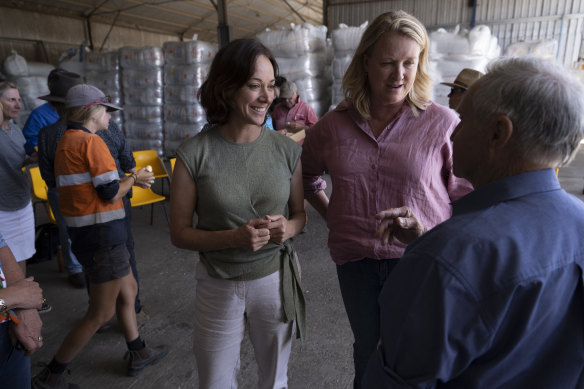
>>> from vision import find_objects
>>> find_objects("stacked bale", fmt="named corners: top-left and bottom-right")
top-left (3, 50), bottom-right (53, 127)
top-left (120, 46), bottom-right (165, 155)
top-left (429, 25), bottom-right (501, 107)
top-left (162, 40), bottom-right (216, 156)
top-left (85, 51), bottom-right (123, 131)
top-left (257, 23), bottom-right (331, 118)
top-left (330, 22), bottom-right (368, 110)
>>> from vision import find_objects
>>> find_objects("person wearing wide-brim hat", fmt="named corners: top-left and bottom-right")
top-left (23, 68), bottom-right (82, 155)
top-left (440, 68), bottom-right (484, 110)
top-left (32, 84), bottom-right (169, 388)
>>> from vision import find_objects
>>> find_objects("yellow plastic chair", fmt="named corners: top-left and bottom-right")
top-left (133, 150), bottom-right (170, 194)
top-left (130, 185), bottom-right (169, 225)
top-left (169, 157), bottom-right (176, 174)
top-left (28, 166), bottom-right (63, 270)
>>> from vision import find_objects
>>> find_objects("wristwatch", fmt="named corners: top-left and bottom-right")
top-left (0, 299), bottom-right (7, 314)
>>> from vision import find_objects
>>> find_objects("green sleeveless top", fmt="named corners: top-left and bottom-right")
top-left (177, 125), bottom-right (306, 338)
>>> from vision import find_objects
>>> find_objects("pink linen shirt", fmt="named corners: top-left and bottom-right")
top-left (302, 100), bottom-right (473, 265)
top-left (272, 98), bottom-right (318, 131)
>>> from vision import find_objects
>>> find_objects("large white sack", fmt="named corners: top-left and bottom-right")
top-left (429, 27), bottom-right (470, 57)
top-left (332, 55), bottom-right (353, 79)
top-left (124, 121), bottom-right (164, 140)
top-left (123, 105), bottom-right (163, 122)
top-left (331, 21), bottom-right (368, 55)
top-left (27, 62), bottom-right (54, 78)
top-left (124, 87), bottom-right (163, 106)
top-left (164, 103), bottom-right (206, 124)
top-left (85, 70), bottom-right (120, 90)
top-left (164, 121), bottom-right (206, 141)
top-left (505, 39), bottom-right (558, 59)
top-left (3, 50), bottom-right (28, 77)
top-left (164, 85), bottom-right (200, 104)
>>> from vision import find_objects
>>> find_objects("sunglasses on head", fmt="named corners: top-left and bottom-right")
top-left (83, 95), bottom-right (111, 109)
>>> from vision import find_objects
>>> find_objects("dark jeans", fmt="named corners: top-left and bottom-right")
top-left (0, 322), bottom-right (30, 387)
top-left (123, 196), bottom-right (142, 313)
top-left (336, 257), bottom-right (401, 389)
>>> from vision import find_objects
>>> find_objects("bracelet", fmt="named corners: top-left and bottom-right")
top-left (130, 173), bottom-right (137, 185)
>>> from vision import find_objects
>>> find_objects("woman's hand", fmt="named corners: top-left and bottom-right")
top-left (233, 219), bottom-right (271, 252)
top-left (133, 168), bottom-right (155, 189)
top-left (263, 214), bottom-right (288, 244)
top-left (2, 277), bottom-right (43, 310)
top-left (375, 206), bottom-right (427, 245)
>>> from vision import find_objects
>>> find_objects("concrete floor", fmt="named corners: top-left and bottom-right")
top-left (27, 150), bottom-right (584, 389)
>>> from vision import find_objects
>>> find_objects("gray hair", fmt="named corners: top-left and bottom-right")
top-left (472, 56), bottom-right (584, 167)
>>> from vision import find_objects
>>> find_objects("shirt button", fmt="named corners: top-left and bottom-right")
top-left (371, 164), bottom-right (376, 169)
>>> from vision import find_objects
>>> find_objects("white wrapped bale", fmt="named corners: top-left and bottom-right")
top-left (163, 64), bottom-right (208, 87)
top-left (124, 87), bottom-right (163, 106)
top-left (123, 105), bottom-right (163, 123)
top-left (257, 23), bottom-right (328, 58)
top-left (119, 46), bottom-right (164, 69)
top-left (164, 103), bottom-right (206, 124)
top-left (85, 51), bottom-right (120, 72)
top-left (122, 68), bottom-right (163, 89)
top-left (85, 70), bottom-right (121, 90)
top-left (14, 76), bottom-right (49, 111)
top-left (164, 85), bottom-right (200, 104)
top-left (124, 120), bottom-right (164, 140)
top-left (277, 53), bottom-right (329, 80)
top-left (163, 41), bottom-right (217, 65)
top-left (505, 39), bottom-right (558, 59)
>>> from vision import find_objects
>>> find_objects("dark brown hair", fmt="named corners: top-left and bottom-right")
top-left (198, 39), bottom-right (278, 125)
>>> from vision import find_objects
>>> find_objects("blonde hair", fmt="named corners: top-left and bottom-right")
top-left (342, 10), bottom-right (432, 119)
top-left (65, 104), bottom-right (105, 126)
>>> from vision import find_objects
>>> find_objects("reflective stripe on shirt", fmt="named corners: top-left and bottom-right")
top-left (63, 208), bottom-right (125, 227)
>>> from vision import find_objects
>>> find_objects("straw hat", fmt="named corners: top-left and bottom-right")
top-left (441, 68), bottom-right (484, 90)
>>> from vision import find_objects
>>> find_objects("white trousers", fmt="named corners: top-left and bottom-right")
top-left (193, 261), bottom-right (294, 389)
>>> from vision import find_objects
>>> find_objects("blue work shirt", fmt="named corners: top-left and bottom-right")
top-left (364, 169), bottom-right (584, 388)
top-left (23, 103), bottom-right (59, 154)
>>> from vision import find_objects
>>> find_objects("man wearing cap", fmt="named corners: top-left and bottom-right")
top-left (36, 69), bottom-right (87, 289)
top-left (441, 68), bottom-right (484, 110)
top-left (271, 81), bottom-right (318, 134)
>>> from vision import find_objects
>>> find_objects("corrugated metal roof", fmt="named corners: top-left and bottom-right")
top-left (3, 0), bottom-right (323, 44)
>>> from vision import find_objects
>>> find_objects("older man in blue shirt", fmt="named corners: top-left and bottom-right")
top-left (365, 56), bottom-right (584, 388)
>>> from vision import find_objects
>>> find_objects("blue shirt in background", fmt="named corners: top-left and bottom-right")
top-left (364, 169), bottom-right (584, 388)
top-left (23, 103), bottom-right (59, 154)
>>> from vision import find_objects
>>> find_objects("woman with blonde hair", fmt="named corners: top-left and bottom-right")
top-left (301, 10), bottom-right (473, 388)
top-left (32, 84), bottom-right (168, 388)
top-left (0, 82), bottom-right (38, 277)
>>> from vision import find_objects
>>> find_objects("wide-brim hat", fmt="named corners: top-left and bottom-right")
top-left (65, 84), bottom-right (122, 112)
top-left (279, 81), bottom-right (297, 99)
top-left (39, 68), bottom-right (83, 103)
top-left (440, 68), bottom-right (484, 90)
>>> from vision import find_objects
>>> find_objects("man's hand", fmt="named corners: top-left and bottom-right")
top-left (375, 206), bottom-right (427, 245)
top-left (10, 308), bottom-right (43, 356)
top-left (3, 277), bottom-right (43, 310)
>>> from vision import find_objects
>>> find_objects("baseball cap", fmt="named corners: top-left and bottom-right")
top-left (65, 84), bottom-right (122, 112)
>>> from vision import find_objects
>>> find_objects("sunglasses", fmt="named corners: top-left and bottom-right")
top-left (83, 95), bottom-right (112, 109)
top-left (449, 87), bottom-right (465, 95)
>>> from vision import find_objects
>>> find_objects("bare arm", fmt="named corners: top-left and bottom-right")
top-left (306, 190), bottom-right (329, 221)
top-left (261, 160), bottom-right (307, 243)
top-left (108, 168), bottom-right (155, 204)
top-left (0, 245), bottom-right (43, 355)
top-left (169, 158), bottom-right (271, 252)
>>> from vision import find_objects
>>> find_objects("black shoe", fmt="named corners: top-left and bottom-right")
top-left (67, 273), bottom-right (85, 289)
top-left (31, 366), bottom-right (79, 389)
top-left (124, 343), bottom-right (169, 377)
top-left (38, 301), bottom-right (52, 314)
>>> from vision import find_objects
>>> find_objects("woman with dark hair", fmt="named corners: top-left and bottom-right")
top-left (170, 38), bottom-right (306, 389)
top-left (301, 11), bottom-right (473, 388)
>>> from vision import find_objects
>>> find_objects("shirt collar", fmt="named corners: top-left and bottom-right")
top-left (452, 169), bottom-right (561, 216)
top-left (66, 124), bottom-right (92, 134)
